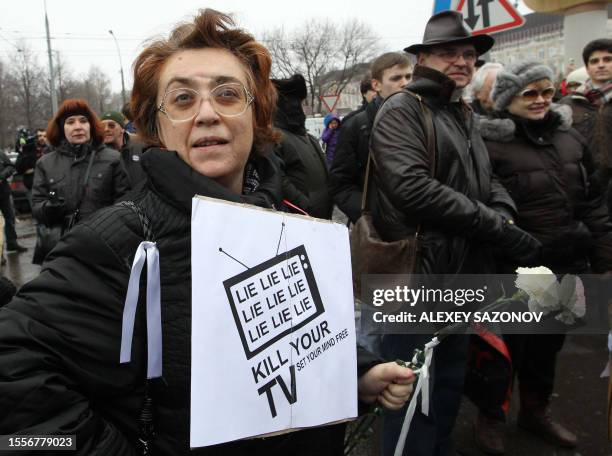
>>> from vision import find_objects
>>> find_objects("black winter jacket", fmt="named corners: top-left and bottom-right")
top-left (32, 141), bottom-right (130, 228)
top-left (479, 105), bottom-right (612, 273)
top-left (329, 97), bottom-right (382, 223)
top-left (370, 65), bottom-right (516, 274)
top-left (0, 151), bottom-right (15, 195)
top-left (15, 142), bottom-right (46, 189)
top-left (120, 134), bottom-right (148, 187)
top-left (560, 93), bottom-right (612, 209)
top-left (274, 116), bottom-right (332, 219)
top-left (0, 149), bottom-right (379, 455)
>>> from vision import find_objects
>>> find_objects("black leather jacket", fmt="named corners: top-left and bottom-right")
top-left (370, 65), bottom-right (516, 274)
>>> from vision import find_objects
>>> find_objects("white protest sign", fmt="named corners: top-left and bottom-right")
top-left (190, 196), bottom-right (357, 448)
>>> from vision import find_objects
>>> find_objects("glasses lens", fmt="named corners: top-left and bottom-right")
top-left (211, 83), bottom-right (249, 116)
top-left (521, 89), bottom-right (539, 100)
top-left (162, 84), bottom-right (250, 121)
top-left (541, 87), bottom-right (556, 99)
top-left (164, 88), bottom-right (200, 122)
top-left (463, 52), bottom-right (477, 62)
top-left (437, 50), bottom-right (477, 62)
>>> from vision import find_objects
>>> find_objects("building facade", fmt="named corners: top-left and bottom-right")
top-left (490, 6), bottom-right (612, 77)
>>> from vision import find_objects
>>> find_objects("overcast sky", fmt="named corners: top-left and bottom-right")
top-left (0, 1), bottom-right (533, 93)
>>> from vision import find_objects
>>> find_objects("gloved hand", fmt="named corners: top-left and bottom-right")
top-left (497, 219), bottom-right (542, 266)
top-left (42, 196), bottom-right (67, 226)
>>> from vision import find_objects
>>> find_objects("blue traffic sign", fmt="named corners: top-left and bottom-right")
top-left (433, 0), bottom-right (452, 13)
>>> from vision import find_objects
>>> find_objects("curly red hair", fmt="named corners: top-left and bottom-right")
top-left (46, 99), bottom-right (104, 147)
top-left (131, 8), bottom-right (280, 154)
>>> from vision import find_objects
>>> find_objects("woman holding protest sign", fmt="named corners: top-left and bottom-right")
top-left (0, 9), bottom-right (414, 456)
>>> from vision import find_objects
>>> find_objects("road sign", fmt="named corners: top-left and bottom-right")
top-left (456, 0), bottom-right (525, 35)
top-left (320, 94), bottom-right (340, 113)
top-left (433, 0), bottom-right (453, 13)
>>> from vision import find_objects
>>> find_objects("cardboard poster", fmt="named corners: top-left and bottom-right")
top-left (190, 196), bottom-right (357, 448)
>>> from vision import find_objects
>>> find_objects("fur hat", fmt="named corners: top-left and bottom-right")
top-left (491, 60), bottom-right (555, 111)
top-left (271, 74), bottom-right (307, 101)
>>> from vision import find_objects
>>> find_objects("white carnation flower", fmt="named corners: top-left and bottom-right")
top-left (555, 274), bottom-right (586, 325)
top-left (515, 266), bottom-right (560, 314)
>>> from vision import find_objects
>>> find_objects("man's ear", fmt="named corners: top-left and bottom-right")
top-left (417, 52), bottom-right (427, 66)
top-left (371, 78), bottom-right (382, 93)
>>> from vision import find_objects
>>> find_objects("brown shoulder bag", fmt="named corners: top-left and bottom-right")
top-left (349, 91), bottom-right (436, 297)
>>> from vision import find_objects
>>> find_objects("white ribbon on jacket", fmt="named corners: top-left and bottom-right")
top-left (119, 241), bottom-right (162, 379)
top-left (393, 337), bottom-right (440, 456)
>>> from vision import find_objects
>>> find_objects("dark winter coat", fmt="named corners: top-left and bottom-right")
top-left (0, 149), bottom-right (379, 455)
top-left (120, 134), bottom-right (148, 187)
top-left (370, 65), bottom-right (516, 275)
top-left (32, 140), bottom-right (130, 228)
top-left (15, 142), bottom-right (46, 190)
top-left (274, 116), bottom-right (333, 219)
top-left (560, 93), bottom-right (612, 208)
top-left (478, 105), bottom-right (612, 273)
top-left (329, 97), bottom-right (381, 223)
top-left (0, 151), bottom-right (15, 195)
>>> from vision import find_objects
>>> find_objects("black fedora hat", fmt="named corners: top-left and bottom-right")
top-left (405, 11), bottom-right (494, 56)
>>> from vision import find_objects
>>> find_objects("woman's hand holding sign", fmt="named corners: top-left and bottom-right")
top-left (358, 362), bottom-right (415, 410)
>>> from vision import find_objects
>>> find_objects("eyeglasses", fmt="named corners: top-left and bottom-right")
top-left (430, 49), bottom-right (478, 63)
top-left (158, 83), bottom-right (254, 122)
top-left (517, 86), bottom-right (556, 101)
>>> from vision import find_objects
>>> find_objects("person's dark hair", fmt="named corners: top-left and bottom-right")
top-left (360, 76), bottom-right (373, 95)
top-left (36, 127), bottom-right (46, 133)
top-left (582, 38), bottom-right (612, 65)
top-left (46, 99), bottom-right (104, 147)
top-left (121, 102), bottom-right (133, 122)
top-left (131, 8), bottom-right (279, 153)
top-left (371, 52), bottom-right (411, 81)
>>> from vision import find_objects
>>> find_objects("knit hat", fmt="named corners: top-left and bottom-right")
top-left (101, 111), bottom-right (126, 126)
top-left (491, 60), bottom-right (555, 111)
top-left (566, 67), bottom-right (588, 86)
top-left (59, 105), bottom-right (96, 129)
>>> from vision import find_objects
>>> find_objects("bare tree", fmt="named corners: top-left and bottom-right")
top-left (54, 51), bottom-right (74, 104)
top-left (68, 66), bottom-right (113, 113)
top-left (0, 62), bottom-right (17, 149)
top-left (332, 19), bottom-right (380, 95)
top-left (86, 66), bottom-right (112, 113)
top-left (11, 44), bottom-right (46, 129)
top-left (0, 52), bottom-right (121, 148)
top-left (262, 18), bottom-right (380, 114)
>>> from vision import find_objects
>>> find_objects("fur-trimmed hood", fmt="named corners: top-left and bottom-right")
top-left (476, 104), bottom-right (573, 142)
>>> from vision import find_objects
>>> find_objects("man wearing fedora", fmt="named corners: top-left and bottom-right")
top-left (369, 11), bottom-right (541, 456)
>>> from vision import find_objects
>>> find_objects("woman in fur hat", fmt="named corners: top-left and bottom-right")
top-left (472, 60), bottom-right (612, 454)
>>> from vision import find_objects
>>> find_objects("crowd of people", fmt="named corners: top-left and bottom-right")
top-left (0, 6), bottom-right (610, 456)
